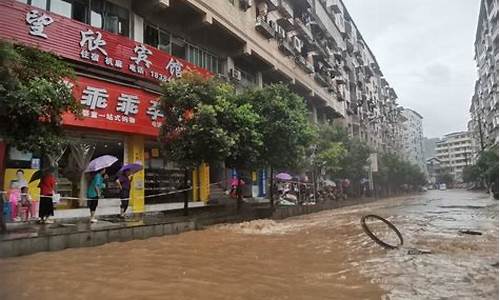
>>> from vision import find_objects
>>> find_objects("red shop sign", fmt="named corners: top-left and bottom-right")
top-left (63, 76), bottom-right (163, 137)
top-left (0, 1), bottom-right (211, 84)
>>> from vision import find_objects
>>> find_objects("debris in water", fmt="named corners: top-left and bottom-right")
top-left (459, 230), bottom-right (483, 235)
top-left (407, 248), bottom-right (432, 255)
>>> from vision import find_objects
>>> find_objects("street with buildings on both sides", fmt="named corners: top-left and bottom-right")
top-left (0, 0), bottom-right (499, 299)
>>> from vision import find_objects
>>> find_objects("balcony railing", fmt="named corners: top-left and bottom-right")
top-left (255, 16), bottom-right (275, 39)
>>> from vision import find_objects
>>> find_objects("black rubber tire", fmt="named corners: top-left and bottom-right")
top-left (361, 214), bottom-right (404, 249)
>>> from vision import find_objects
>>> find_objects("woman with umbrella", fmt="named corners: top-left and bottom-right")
top-left (85, 155), bottom-right (117, 223)
top-left (116, 163), bottom-right (142, 218)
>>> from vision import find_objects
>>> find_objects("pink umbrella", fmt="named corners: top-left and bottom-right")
top-left (85, 155), bottom-right (118, 173)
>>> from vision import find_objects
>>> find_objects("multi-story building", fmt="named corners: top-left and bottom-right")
top-left (469, 0), bottom-right (499, 153)
top-left (0, 0), bottom-right (401, 210)
top-left (435, 131), bottom-right (476, 183)
top-left (426, 157), bottom-right (441, 185)
top-left (401, 108), bottom-right (426, 173)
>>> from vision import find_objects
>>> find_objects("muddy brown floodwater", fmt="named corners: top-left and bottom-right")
top-left (0, 190), bottom-right (498, 300)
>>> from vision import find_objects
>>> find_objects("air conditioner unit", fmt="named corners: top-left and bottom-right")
top-left (231, 69), bottom-right (242, 81)
top-left (293, 36), bottom-right (303, 52)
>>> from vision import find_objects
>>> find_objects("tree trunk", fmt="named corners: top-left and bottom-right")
top-left (269, 167), bottom-right (274, 208)
top-left (183, 168), bottom-right (190, 216)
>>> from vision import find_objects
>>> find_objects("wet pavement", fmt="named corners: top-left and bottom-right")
top-left (0, 189), bottom-right (497, 300)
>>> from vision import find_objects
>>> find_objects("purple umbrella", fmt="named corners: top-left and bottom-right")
top-left (85, 155), bottom-right (118, 173)
top-left (118, 163), bottom-right (143, 175)
top-left (275, 172), bottom-right (292, 181)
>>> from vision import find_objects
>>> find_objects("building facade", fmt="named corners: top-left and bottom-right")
top-left (435, 131), bottom-right (476, 183)
top-left (400, 109), bottom-right (426, 173)
top-left (469, 0), bottom-right (499, 153)
top-left (0, 0), bottom-right (402, 210)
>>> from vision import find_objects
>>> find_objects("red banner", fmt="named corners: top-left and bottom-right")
top-left (0, 1), bottom-right (211, 84)
top-left (63, 76), bottom-right (163, 136)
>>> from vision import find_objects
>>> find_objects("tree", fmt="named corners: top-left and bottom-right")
top-left (462, 165), bottom-right (481, 184)
top-left (0, 41), bottom-right (81, 157)
top-left (437, 171), bottom-right (454, 186)
top-left (315, 125), bottom-right (347, 176)
top-left (159, 72), bottom-right (263, 213)
top-left (241, 84), bottom-right (317, 204)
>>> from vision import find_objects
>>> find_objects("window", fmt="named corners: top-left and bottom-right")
top-left (91, 0), bottom-right (129, 36)
top-left (31, 0), bottom-right (47, 9)
top-left (50, 0), bottom-right (88, 23)
top-left (186, 44), bottom-right (219, 73)
top-left (144, 24), bottom-right (172, 54)
top-left (22, 0), bottom-right (126, 35)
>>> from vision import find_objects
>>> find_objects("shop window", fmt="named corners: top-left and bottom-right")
top-left (144, 143), bottom-right (189, 204)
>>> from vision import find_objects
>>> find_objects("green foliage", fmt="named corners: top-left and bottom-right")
top-left (0, 41), bottom-right (80, 156)
top-left (375, 153), bottom-right (427, 188)
top-left (159, 72), bottom-right (263, 169)
top-left (437, 172), bottom-right (454, 186)
top-left (315, 125), bottom-right (347, 175)
top-left (475, 146), bottom-right (499, 185)
top-left (462, 165), bottom-right (481, 183)
top-left (241, 84), bottom-right (317, 170)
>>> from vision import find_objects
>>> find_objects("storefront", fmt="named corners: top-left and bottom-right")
top-left (0, 0), bottom-right (212, 212)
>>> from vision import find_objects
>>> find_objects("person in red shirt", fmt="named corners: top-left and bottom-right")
top-left (38, 168), bottom-right (56, 224)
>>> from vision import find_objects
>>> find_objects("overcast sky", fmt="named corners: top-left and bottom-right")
top-left (344, 0), bottom-right (481, 138)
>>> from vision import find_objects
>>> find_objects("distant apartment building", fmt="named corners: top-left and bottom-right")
top-left (435, 131), bottom-right (476, 183)
top-left (401, 108), bottom-right (426, 173)
top-left (469, 0), bottom-right (499, 153)
top-left (426, 157), bottom-right (441, 185)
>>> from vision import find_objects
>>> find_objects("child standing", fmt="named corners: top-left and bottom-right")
top-left (8, 180), bottom-right (20, 221)
top-left (18, 186), bottom-right (33, 222)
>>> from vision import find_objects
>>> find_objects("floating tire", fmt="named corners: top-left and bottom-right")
top-left (361, 214), bottom-right (404, 249)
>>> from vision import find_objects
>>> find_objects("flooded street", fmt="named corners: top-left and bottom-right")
top-left (0, 190), bottom-right (498, 300)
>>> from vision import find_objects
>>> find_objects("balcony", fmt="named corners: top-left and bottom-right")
top-left (294, 17), bottom-right (314, 42)
top-left (314, 72), bottom-right (330, 87)
top-left (364, 65), bottom-right (374, 77)
top-left (278, 0), bottom-right (294, 19)
top-left (276, 17), bottom-right (294, 31)
top-left (278, 38), bottom-right (295, 56)
top-left (255, 16), bottom-right (275, 39)
top-left (330, 3), bottom-right (342, 14)
top-left (295, 55), bottom-right (314, 73)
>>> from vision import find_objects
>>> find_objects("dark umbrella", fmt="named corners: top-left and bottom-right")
top-left (29, 166), bottom-right (57, 183)
top-left (118, 163), bottom-right (143, 175)
top-left (29, 170), bottom-right (43, 183)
